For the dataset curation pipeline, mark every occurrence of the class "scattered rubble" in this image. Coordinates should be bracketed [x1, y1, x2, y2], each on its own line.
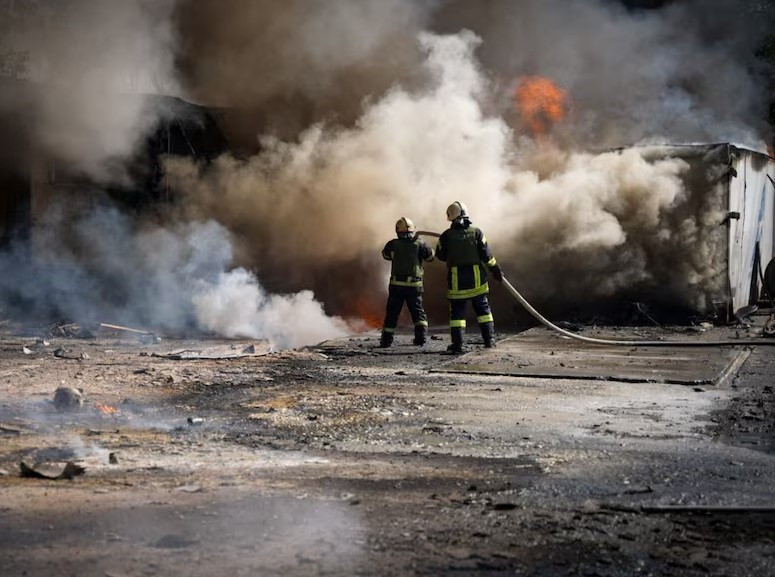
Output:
[0, 423, 23, 435]
[50, 322, 94, 339]
[153, 341, 272, 360]
[19, 461, 85, 480]
[53, 348, 89, 360]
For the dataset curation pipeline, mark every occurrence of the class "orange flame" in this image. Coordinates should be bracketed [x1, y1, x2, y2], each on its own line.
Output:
[514, 76, 568, 136]
[350, 296, 383, 330]
[95, 403, 118, 415]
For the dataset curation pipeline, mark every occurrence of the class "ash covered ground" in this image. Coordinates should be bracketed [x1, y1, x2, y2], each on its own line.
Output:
[0, 317, 774, 577]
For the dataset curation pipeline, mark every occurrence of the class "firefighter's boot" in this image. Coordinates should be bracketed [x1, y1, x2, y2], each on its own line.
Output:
[480, 321, 496, 348]
[379, 331, 394, 348]
[413, 324, 427, 346]
[447, 327, 465, 354]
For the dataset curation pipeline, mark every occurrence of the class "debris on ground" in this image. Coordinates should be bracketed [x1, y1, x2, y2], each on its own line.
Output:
[53, 387, 84, 411]
[53, 348, 89, 360]
[50, 322, 94, 339]
[0, 423, 23, 435]
[99, 322, 162, 344]
[19, 461, 86, 480]
[764, 313, 775, 336]
[153, 341, 272, 360]
[0, 322, 773, 577]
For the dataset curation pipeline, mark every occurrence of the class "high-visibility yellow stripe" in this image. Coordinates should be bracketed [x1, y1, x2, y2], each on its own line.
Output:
[477, 313, 494, 324]
[382, 327, 396, 333]
[481, 236, 487, 244]
[473, 265, 481, 288]
[450, 319, 466, 328]
[487, 257, 497, 267]
[447, 283, 489, 299]
[390, 279, 423, 287]
[451, 266, 459, 292]
[415, 320, 429, 327]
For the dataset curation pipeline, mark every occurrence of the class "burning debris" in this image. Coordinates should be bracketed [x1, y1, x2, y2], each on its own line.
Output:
[94, 403, 119, 415]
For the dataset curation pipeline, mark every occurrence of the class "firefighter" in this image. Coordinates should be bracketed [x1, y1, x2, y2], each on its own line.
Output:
[435, 201, 503, 353]
[379, 217, 435, 348]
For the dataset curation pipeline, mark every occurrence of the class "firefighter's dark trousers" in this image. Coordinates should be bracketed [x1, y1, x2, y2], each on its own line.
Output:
[380, 285, 429, 346]
[449, 293, 495, 349]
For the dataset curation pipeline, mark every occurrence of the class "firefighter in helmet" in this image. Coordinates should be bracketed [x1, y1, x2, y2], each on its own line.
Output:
[435, 201, 503, 353]
[379, 217, 435, 348]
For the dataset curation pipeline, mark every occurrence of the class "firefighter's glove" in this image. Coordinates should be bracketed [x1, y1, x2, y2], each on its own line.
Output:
[490, 264, 503, 283]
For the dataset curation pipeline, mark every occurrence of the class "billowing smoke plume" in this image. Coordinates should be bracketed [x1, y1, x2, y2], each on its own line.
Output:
[430, 0, 772, 148]
[175, 0, 773, 149]
[0, 0, 351, 345]
[165, 30, 722, 320]
[0, 206, 347, 347]
[173, 0, 434, 141]
[0, 0, 180, 178]
[2, 0, 774, 340]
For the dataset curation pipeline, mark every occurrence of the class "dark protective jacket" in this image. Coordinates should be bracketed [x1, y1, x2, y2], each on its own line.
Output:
[382, 236, 435, 289]
[435, 220, 498, 299]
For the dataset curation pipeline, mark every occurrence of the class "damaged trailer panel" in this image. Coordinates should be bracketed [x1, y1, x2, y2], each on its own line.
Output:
[636, 143, 775, 321]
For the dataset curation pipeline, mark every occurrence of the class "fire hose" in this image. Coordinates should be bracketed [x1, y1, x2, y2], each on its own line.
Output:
[414, 231, 775, 347]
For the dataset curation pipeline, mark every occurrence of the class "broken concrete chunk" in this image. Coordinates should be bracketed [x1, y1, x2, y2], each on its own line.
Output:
[53, 387, 84, 411]
[20, 461, 86, 480]
[0, 423, 23, 435]
[53, 348, 89, 360]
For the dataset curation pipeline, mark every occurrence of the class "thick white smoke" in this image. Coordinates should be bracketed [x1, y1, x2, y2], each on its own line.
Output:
[0, 209, 348, 347]
[3, 0, 773, 337]
[192, 268, 348, 348]
[167, 31, 713, 316]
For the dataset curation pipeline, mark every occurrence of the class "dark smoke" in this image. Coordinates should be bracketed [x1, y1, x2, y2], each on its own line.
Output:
[2, 0, 774, 339]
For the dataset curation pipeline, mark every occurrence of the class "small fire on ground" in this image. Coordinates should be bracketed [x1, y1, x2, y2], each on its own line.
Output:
[94, 403, 119, 415]
[351, 296, 383, 330]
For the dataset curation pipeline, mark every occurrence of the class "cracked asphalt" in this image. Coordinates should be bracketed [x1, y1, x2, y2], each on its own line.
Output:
[0, 320, 773, 577]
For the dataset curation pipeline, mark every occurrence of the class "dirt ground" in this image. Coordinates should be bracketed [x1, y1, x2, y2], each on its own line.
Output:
[0, 317, 774, 577]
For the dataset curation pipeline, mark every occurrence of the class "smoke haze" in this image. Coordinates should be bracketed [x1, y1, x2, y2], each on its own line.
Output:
[2, 0, 774, 341]
[0, 0, 180, 179]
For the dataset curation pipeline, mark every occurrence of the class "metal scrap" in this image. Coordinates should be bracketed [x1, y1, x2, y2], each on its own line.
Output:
[99, 323, 161, 344]
[153, 341, 272, 360]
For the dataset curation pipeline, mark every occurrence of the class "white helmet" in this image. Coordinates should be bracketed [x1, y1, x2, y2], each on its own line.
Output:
[446, 201, 468, 222]
[395, 217, 416, 234]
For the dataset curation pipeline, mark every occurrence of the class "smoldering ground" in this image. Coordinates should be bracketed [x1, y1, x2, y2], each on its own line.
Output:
[1, 0, 773, 338]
